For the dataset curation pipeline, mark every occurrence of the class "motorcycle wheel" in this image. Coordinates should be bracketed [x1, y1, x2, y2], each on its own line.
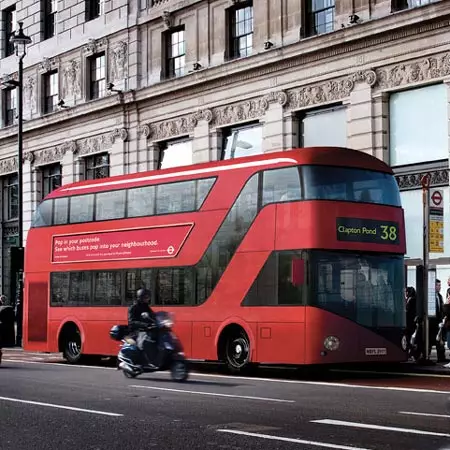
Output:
[171, 360, 188, 382]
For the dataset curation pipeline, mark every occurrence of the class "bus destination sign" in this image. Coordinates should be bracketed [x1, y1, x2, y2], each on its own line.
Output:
[336, 217, 400, 245]
[52, 223, 193, 263]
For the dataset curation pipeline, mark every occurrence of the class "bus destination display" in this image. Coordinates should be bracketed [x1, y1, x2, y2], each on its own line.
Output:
[336, 217, 400, 245]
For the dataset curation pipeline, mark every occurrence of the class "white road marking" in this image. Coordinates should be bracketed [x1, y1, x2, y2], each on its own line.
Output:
[311, 419, 450, 438]
[0, 396, 123, 417]
[399, 411, 450, 419]
[130, 385, 295, 403]
[216, 429, 373, 450]
[331, 368, 450, 379]
[2, 359, 116, 369]
[3, 359, 450, 394]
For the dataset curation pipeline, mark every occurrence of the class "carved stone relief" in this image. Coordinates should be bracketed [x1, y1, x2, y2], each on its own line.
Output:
[39, 57, 59, 73]
[0, 157, 18, 175]
[22, 129, 128, 167]
[83, 37, 108, 55]
[210, 97, 271, 127]
[0, 72, 18, 86]
[33, 141, 76, 166]
[141, 114, 197, 140]
[161, 10, 172, 29]
[62, 60, 81, 99]
[24, 76, 36, 114]
[286, 70, 376, 110]
[376, 53, 450, 90]
[109, 41, 128, 82]
[395, 169, 449, 191]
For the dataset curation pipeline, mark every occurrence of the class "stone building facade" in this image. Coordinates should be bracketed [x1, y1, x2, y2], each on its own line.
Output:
[0, 0, 448, 299]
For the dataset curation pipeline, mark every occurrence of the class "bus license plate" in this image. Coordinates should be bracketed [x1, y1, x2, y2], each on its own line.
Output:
[365, 347, 387, 356]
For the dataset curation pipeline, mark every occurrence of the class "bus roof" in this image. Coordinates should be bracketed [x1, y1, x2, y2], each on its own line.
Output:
[47, 147, 393, 199]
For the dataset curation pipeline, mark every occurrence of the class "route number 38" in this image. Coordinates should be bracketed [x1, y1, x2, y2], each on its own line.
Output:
[380, 225, 397, 241]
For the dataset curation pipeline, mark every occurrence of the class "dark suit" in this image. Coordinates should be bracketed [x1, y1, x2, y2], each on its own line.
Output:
[429, 292, 445, 361]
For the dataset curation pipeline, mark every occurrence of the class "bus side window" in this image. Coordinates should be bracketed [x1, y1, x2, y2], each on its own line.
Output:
[32, 200, 53, 227]
[196, 178, 215, 209]
[69, 194, 94, 224]
[156, 181, 196, 215]
[53, 197, 69, 225]
[262, 167, 301, 206]
[96, 190, 126, 221]
[127, 185, 155, 218]
[50, 272, 69, 305]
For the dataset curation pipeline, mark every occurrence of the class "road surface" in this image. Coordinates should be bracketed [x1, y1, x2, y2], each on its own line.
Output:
[1, 357, 450, 450]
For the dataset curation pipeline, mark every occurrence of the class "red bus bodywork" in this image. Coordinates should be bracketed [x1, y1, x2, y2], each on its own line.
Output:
[24, 147, 407, 366]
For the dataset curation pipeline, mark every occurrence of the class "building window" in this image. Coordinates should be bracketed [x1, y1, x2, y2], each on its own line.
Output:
[4, 88, 17, 126]
[300, 106, 347, 147]
[305, 0, 335, 37]
[389, 84, 447, 167]
[43, 71, 59, 114]
[222, 123, 263, 160]
[86, 0, 104, 21]
[227, 2, 253, 59]
[89, 53, 106, 100]
[158, 140, 193, 169]
[392, 0, 432, 11]
[85, 153, 109, 180]
[165, 28, 186, 79]
[3, 6, 16, 57]
[4, 174, 18, 220]
[42, 163, 61, 197]
[42, 0, 57, 39]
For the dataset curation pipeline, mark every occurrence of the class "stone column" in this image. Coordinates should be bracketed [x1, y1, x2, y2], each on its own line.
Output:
[22, 156, 36, 244]
[62, 149, 76, 184]
[262, 91, 288, 153]
[192, 110, 213, 164]
[347, 83, 373, 155]
[210, 129, 223, 161]
[109, 128, 128, 177]
[283, 112, 300, 150]
[372, 92, 389, 163]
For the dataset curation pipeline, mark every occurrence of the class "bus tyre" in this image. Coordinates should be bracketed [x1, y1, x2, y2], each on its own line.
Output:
[224, 328, 251, 374]
[62, 328, 82, 364]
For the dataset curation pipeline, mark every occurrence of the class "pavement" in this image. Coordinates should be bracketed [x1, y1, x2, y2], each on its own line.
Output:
[1, 354, 450, 449]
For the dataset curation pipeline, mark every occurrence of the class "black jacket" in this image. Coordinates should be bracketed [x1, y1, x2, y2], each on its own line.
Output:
[128, 301, 156, 332]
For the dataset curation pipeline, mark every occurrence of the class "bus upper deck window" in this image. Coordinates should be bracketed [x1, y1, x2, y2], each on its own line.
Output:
[32, 200, 53, 227]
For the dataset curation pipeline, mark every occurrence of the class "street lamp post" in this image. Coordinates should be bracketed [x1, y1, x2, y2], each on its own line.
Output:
[9, 22, 31, 347]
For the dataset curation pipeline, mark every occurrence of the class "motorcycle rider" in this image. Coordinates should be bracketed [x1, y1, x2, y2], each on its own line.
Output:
[128, 288, 157, 368]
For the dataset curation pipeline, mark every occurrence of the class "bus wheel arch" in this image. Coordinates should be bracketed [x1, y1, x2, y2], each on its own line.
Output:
[58, 321, 83, 364]
[217, 321, 254, 373]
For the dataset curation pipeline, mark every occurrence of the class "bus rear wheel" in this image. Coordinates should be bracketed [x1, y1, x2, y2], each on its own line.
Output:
[61, 326, 82, 364]
[222, 327, 251, 374]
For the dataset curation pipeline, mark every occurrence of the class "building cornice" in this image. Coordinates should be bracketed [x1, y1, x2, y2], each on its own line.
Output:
[0, 3, 448, 142]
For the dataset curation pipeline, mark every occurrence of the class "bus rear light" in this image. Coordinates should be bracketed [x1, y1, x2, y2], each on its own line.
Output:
[324, 336, 340, 351]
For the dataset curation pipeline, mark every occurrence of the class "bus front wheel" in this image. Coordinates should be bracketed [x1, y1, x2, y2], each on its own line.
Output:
[220, 326, 251, 374]
[60, 324, 82, 364]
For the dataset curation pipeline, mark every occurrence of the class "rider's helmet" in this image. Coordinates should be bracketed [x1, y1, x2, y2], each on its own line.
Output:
[137, 288, 151, 302]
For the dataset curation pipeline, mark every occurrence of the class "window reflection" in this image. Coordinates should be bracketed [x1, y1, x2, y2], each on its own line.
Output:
[302, 165, 401, 207]
[222, 124, 263, 159]
[96, 190, 126, 221]
[262, 167, 302, 205]
[310, 250, 405, 327]
[159, 140, 193, 169]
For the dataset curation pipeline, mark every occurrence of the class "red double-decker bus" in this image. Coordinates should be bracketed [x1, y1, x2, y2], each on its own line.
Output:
[24, 147, 407, 371]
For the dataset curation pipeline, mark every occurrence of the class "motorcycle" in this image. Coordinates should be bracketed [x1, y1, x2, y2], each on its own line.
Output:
[109, 311, 189, 382]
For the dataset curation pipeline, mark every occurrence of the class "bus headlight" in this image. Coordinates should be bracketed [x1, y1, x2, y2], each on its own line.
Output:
[324, 336, 340, 351]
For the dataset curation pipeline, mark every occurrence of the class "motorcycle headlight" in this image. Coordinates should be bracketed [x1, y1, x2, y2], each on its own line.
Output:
[324, 336, 340, 351]
[160, 316, 174, 328]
